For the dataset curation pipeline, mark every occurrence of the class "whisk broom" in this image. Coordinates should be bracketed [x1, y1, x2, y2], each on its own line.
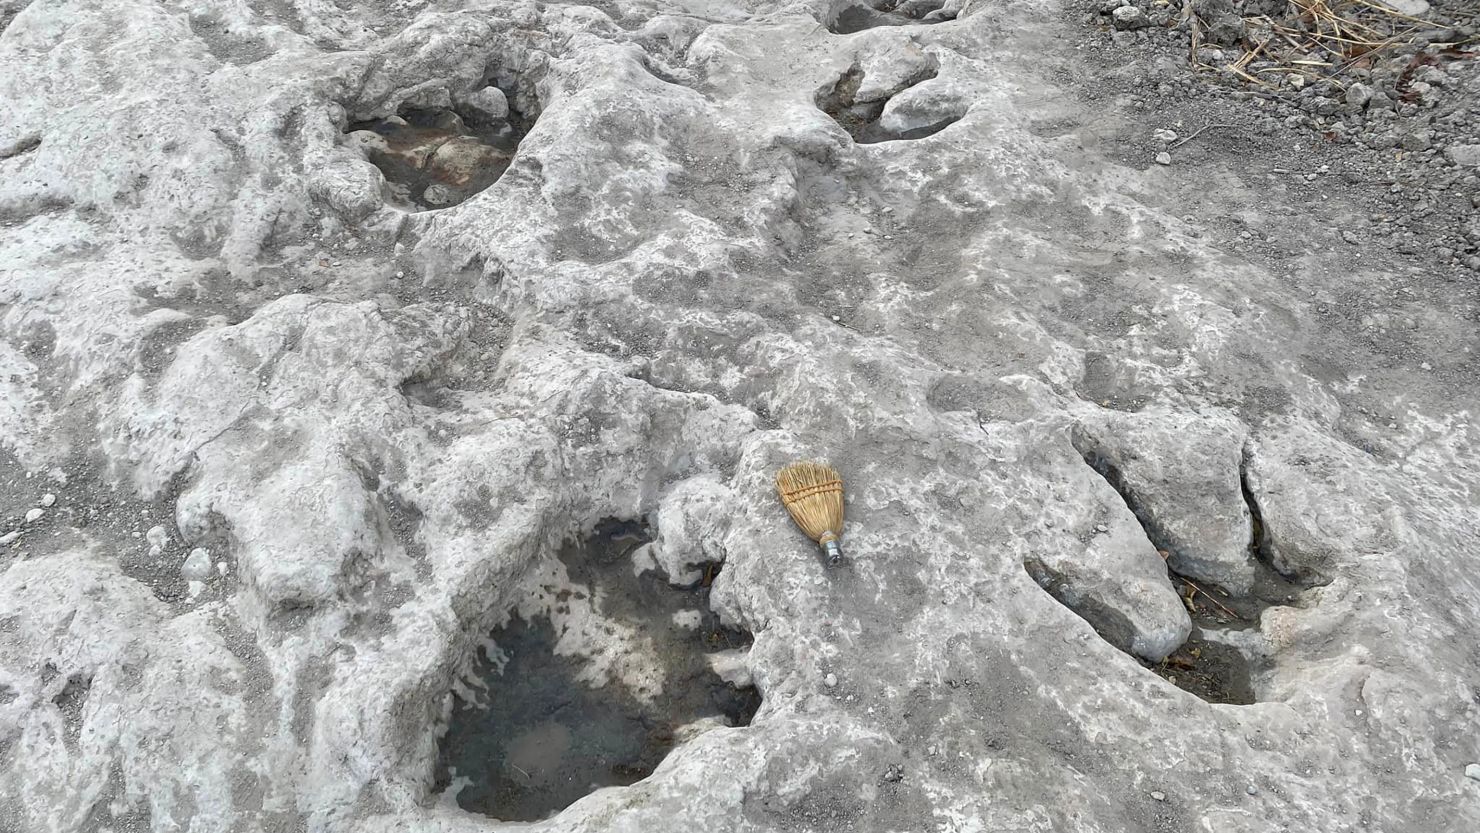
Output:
[775, 460, 846, 566]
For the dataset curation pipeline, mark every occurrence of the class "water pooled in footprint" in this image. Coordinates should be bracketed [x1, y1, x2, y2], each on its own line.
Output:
[345, 87, 533, 210]
[435, 519, 759, 821]
[827, 0, 958, 34]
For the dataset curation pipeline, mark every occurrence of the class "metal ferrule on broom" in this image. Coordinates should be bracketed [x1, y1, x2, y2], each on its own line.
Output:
[818, 531, 843, 566]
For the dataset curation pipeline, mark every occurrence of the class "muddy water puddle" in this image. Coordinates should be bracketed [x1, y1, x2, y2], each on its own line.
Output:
[435, 520, 758, 822]
[347, 95, 532, 210]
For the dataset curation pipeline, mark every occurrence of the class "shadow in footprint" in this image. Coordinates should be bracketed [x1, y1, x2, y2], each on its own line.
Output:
[816, 65, 962, 144]
[1026, 439, 1327, 705]
[1025, 556, 1257, 705]
[828, 0, 958, 34]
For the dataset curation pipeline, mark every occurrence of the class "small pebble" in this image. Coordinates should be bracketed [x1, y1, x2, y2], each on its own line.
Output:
[40, 493, 56, 507]
[1155, 152, 1172, 165]
[1245, 785, 1258, 796]
[1094, 523, 1108, 533]
[1465, 763, 1480, 781]
[1150, 791, 1166, 802]
[146, 525, 168, 549]
[24, 508, 44, 523]
[0, 531, 20, 545]
[1111, 5, 1148, 30]
[824, 673, 839, 688]
[181, 547, 213, 582]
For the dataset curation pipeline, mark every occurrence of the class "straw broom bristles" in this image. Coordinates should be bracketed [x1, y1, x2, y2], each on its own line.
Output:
[776, 460, 846, 566]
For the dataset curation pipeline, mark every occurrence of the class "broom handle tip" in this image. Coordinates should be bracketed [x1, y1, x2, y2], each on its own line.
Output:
[822, 539, 843, 566]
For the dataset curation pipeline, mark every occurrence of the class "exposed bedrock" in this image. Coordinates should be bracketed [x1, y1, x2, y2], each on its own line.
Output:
[1, 0, 1478, 832]
[1071, 408, 1259, 594]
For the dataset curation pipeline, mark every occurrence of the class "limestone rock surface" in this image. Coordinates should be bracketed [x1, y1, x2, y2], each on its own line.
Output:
[1, 1, 1479, 832]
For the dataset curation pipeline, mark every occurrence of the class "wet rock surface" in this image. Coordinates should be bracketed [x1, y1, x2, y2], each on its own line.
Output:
[348, 98, 529, 210]
[435, 520, 758, 821]
[2, 1, 1480, 832]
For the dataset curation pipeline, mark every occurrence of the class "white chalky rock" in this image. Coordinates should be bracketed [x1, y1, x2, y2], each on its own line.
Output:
[706, 650, 752, 688]
[458, 86, 509, 122]
[0, 2, 1477, 832]
[24, 508, 44, 523]
[181, 548, 213, 582]
[146, 525, 169, 552]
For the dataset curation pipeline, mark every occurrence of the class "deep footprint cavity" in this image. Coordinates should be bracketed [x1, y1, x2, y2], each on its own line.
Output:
[827, 0, 958, 34]
[1026, 440, 1326, 705]
[816, 65, 962, 144]
[435, 519, 759, 822]
[346, 89, 533, 210]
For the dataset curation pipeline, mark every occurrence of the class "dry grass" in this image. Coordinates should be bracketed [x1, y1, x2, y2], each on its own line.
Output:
[1188, 0, 1476, 87]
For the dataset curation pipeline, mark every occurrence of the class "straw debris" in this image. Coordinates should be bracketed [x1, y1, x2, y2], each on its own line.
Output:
[1186, 0, 1475, 86]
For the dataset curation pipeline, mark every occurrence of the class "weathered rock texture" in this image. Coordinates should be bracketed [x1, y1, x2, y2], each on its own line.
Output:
[1, 0, 1478, 831]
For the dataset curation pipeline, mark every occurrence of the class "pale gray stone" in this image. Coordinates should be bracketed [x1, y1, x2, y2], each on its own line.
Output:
[458, 86, 509, 122]
[1448, 144, 1480, 166]
[181, 548, 213, 582]
[1112, 6, 1149, 30]
[1074, 410, 1257, 594]
[0, 2, 1477, 832]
